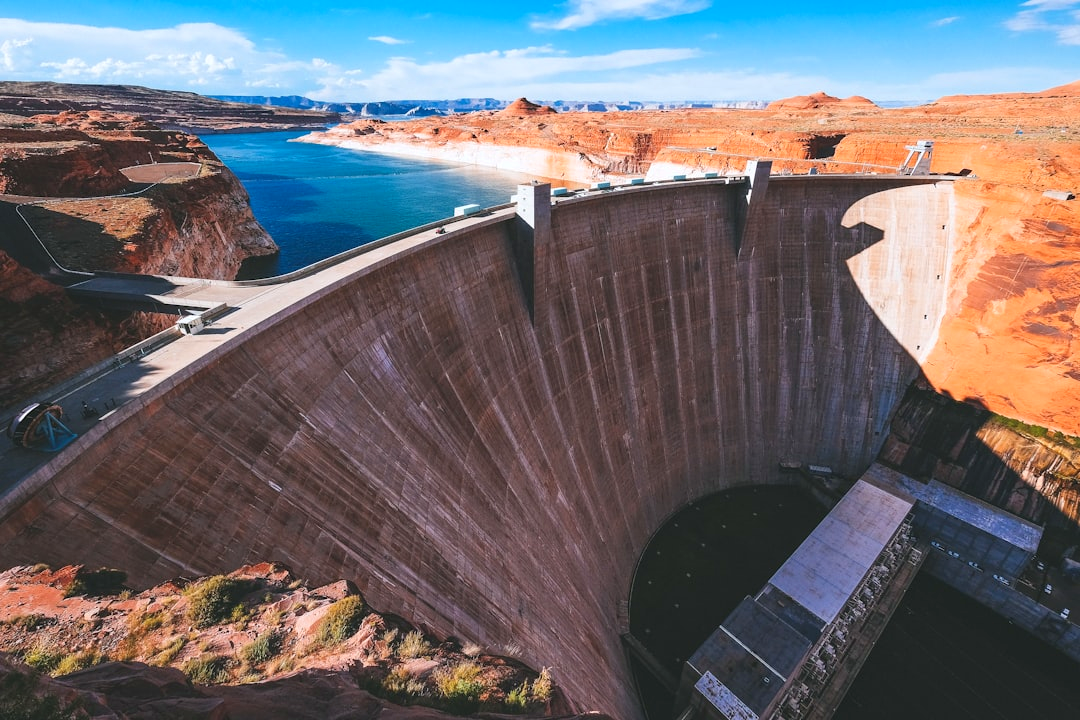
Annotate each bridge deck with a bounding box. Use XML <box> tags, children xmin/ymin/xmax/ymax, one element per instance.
<box><xmin>66</xmin><ymin>274</ymin><xmax>269</xmax><ymax>313</ymax></box>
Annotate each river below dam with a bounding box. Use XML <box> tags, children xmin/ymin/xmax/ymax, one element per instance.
<box><xmin>203</xmin><ymin>130</ymin><xmax>539</xmax><ymax>278</ymax></box>
<box><xmin>631</xmin><ymin>485</ymin><xmax>1080</xmax><ymax>720</ymax></box>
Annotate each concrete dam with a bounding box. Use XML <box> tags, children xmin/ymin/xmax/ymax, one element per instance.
<box><xmin>0</xmin><ymin>174</ymin><xmax>954</xmax><ymax>718</ymax></box>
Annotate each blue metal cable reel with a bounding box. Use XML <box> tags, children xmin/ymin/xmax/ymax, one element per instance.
<box><xmin>7</xmin><ymin>402</ymin><xmax>78</xmax><ymax>452</ymax></box>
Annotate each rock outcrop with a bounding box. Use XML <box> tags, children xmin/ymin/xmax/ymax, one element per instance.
<box><xmin>0</xmin><ymin>110</ymin><xmax>277</xmax><ymax>407</ymax></box>
<box><xmin>765</xmin><ymin>91</ymin><xmax>878</xmax><ymax>110</ymax></box>
<box><xmin>501</xmin><ymin>98</ymin><xmax>558</xmax><ymax>116</ymax></box>
<box><xmin>880</xmin><ymin>382</ymin><xmax>1080</xmax><ymax>530</ymax></box>
<box><xmin>0</xmin><ymin>562</ymin><xmax>577</xmax><ymax>720</ymax></box>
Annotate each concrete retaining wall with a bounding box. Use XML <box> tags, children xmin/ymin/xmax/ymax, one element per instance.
<box><xmin>0</xmin><ymin>176</ymin><xmax>952</xmax><ymax>718</ymax></box>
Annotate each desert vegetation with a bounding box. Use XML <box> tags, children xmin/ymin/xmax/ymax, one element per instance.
<box><xmin>0</xmin><ymin>562</ymin><xmax>559</xmax><ymax>716</ymax></box>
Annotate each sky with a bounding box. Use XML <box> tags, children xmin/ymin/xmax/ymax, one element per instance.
<box><xmin>0</xmin><ymin>1</ymin><xmax>1078</xmax><ymax>103</ymax></box>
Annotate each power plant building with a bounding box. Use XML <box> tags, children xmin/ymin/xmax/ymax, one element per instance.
<box><xmin>678</xmin><ymin>479</ymin><xmax>920</xmax><ymax>719</ymax></box>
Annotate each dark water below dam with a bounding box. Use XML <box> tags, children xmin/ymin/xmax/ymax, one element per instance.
<box><xmin>629</xmin><ymin>485</ymin><xmax>828</xmax><ymax>719</ymax></box>
<box><xmin>835</xmin><ymin>574</ymin><xmax>1080</xmax><ymax>719</ymax></box>
<box><xmin>630</xmin><ymin>485</ymin><xmax>1080</xmax><ymax>719</ymax></box>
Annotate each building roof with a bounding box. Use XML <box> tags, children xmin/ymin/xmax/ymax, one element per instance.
<box><xmin>861</xmin><ymin>463</ymin><xmax>1042</xmax><ymax>553</ymax></box>
<box><xmin>768</xmin><ymin>480</ymin><xmax>914</xmax><ymax>624</ymax></box>
<box><xmin>921</xmin><ymin>480</ymin><xmax>1042</xmax><ymax>553</ymax></box>
<box><xmin>687</xmin><ymin>600</ymin><xmax>795</xmax><ymax>717</ymax></box>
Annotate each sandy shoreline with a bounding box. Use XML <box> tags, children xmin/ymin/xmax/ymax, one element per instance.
<box><xmin>293</xmin><ymin>128</ymin><xmax>628</xmax><ymax>186</ymax></box>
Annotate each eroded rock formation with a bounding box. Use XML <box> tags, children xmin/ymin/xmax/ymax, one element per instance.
<box><xmin>880</xmin><ymin>382</ymin><xmax>1080</xmax><ymax>530</ymax></box>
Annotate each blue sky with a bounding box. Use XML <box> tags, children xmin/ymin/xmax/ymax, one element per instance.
<box><xmin>1</xmin><ymin>1</ymin><xmax>1078</xmax><ymax>102</ymax></box>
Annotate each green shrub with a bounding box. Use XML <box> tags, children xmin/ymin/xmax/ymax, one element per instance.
<box><xmin>4</xmin><ymin>614</ymin><xmax>53</xmax><ymax>632</ymax></box>
<box><xmin>113</xmin><ymin>610</ymin><xmax>170</xmax><ymax>661</ymax></box>
<box><xmin>129</xmin><ymin>610</ymin><xmax>167</xmax><ymax>635</ymax></box>
<box><xmin>397</xmin><ymin>630</ymin><xmax>431</xmax><ymax>659</ymax></box>
<box><xmin>268</xmin><ymin>654</ymin><xmax>295</xmax><ymax>675</ymax></box>
<box><xmin>63</xmin><ymin>568</ymin><xmax>127</xmax><ymax>598</ymax></box>
<box><xmin>240</xmin><ymin>630</ymin><xmax>283</xmax><ymax>666</ymax></box>
<box><xmin>22</xmin><ymin>645</ymin><xmax>63</xmax><ymax>674</ymax></box>
<box><xmin>432</xmin><ymin>661</ymin><xmax>487</xmax><ymax>713</ymax></box>
<box><xmin>382</xmin><ymin>665</ymin><xmax>412</xmax><ymax>695</ymax></box>
<box><xmin>0</xmin><ymin>671</ymin><xmax>83</xmax><ymax>720</ymax></box>
<box><xmin>184</xmin><ymin>576</ymin><xmax>255</xmax><ymax>629</ymax></box>
<box><xmin>313</xmin><ymin>595</ymin><xmax>366</xmax><ymax>647</ymax></box>
<box><xmin>506</xmin><ymin>681</ymin><xmax>530</xmax><ymax>711</ymax></box>
<box><xmin>54</xmin><ymin>649</ymin><xmax>107</xmax><ymax>676</ymax></box>
<box><xmin>989</xmin><ymin>414</ymin><xmax>1080</xmax><ymax>449</ymax></box>
<box><xmin>182</xmin><ymin>654</ymin><xmax>231</xmax><ymax>685</ymax></box>
<box><xmin>531</xmin><ymin>667</ymin><xmax>553</xmax><ymax>704</ymax></box>
<box><xmin>152</xmin><ymin>636</ymin><xmax>187</xmax><ymax>666</ymax></box>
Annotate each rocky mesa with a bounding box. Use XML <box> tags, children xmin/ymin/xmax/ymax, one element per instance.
<box><xmin>0</xmin><ymin>82</ymin><xmax>338</xmax><ymax>133</ymax></box>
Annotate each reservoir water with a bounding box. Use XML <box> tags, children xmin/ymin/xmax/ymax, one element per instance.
<box><xmin>203</xmin><ymin>130</ymin><xmax>540</xmax><ymax>278</ymax></box>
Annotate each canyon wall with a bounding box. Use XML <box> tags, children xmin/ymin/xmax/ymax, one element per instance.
<box><xmin>0</xmin><ymin>82</ymin><xmax>337</xmax><ymax>132</ymax></box>
<box><xmin>881</xmin><ymin>384</ymin><xmax>1080</xmax><ymax>530</ymax></box>
<box><xmin>0</xmin><ymin>177</ymin><xmax>951</xmax><ymax>718</ymax></box>
<box><xmin>0</xmin><ymin>112</ymin><xmax>277</xmax><ymax>407</ymax></box>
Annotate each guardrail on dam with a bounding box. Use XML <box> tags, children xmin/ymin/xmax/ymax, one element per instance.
<box><xmin>0</xmin><ymin>174</ymin><xmax>953</xmax><ymax>719</ymax></box>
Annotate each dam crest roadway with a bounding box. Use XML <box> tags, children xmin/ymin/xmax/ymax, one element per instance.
<box><xmin>1</xmin><ymin>168</ymin><xmax>956</xmax><ymax>719</ymax></box>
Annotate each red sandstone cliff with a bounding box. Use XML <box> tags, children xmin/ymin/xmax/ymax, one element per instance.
<box><xmin>765</xmin><ymin>91</ymin><xmax>878</xmax><ymax>110</ymax></box>
<box><xmin>501</xmin><ymin>98</ymin><xmax>558</xmax><ymax>116</ymax></box>
<box><xmin>0</xmin><ymin>111</ymin><xmax>277</xmax><ymax>407</ymax></box>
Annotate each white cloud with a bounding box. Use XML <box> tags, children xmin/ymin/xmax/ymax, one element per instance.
<box><xmin>0</xmin><ymin>18</ymin><xmax>377</xmax><ymax>96</ymax></box>
<box><xmin>1</xmin><ymin>36</ymin><xmax>32</xmax><ymax>71</ymax></box>
<box><xmin>302</xmin><ymin>47</ymin><xmax>1064</xmax><ymax>103</ymax></box>
<box><xmin>306</xmin><ymin>45</ymin><xmax>702</xmax><ymax>100</ymax></box>
<box><xmin>369</xmin><ymin>35</ymin><xmax>409</xmax><ymax>45</ymax></box>
<box><xmin>931</xmin><ymin>16</ymin><xmax>960</xmax><ymax>27</ymax></box>
<box><xmin>1005</xmin><ymin>0</ymin><xmax>1080</xmax><ymax>43</ymax></box>
<box><xmin>0</xmin><ymin>18</ymin><xmax>286</xmax><ymax>88</ymax></box>
<box><xmin>506</xmin><ymin>68</ymin><xmax>834</xmax><ymax>103</ymax></box>
<box><xmin>533</xmin><ymin>0</ymin><xmax>711</xmax><ymax>31</ymax></box>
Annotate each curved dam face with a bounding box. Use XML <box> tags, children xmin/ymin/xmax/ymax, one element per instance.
<box><xmin>0</xmin><ymin>176</ymin><xmax>952</xmax><ymax>718</ymax></box>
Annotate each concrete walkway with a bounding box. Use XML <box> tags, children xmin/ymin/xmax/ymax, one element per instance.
<box><xmin>66</xmin><ymin>274</ymin><xmax>270</xmax><ymax>313</ymax></box>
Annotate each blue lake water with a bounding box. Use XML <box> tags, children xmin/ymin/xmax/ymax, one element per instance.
<box><xmin>203</xmin><ymin>130</ymin><xmax>540</xmax><ymax>278</ymax></box>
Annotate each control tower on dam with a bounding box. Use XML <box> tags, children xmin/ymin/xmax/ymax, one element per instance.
<box><xmin>0</xmin><ymin>174</ymin><xmax>953</xmax><ymax>718</ymax></box>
